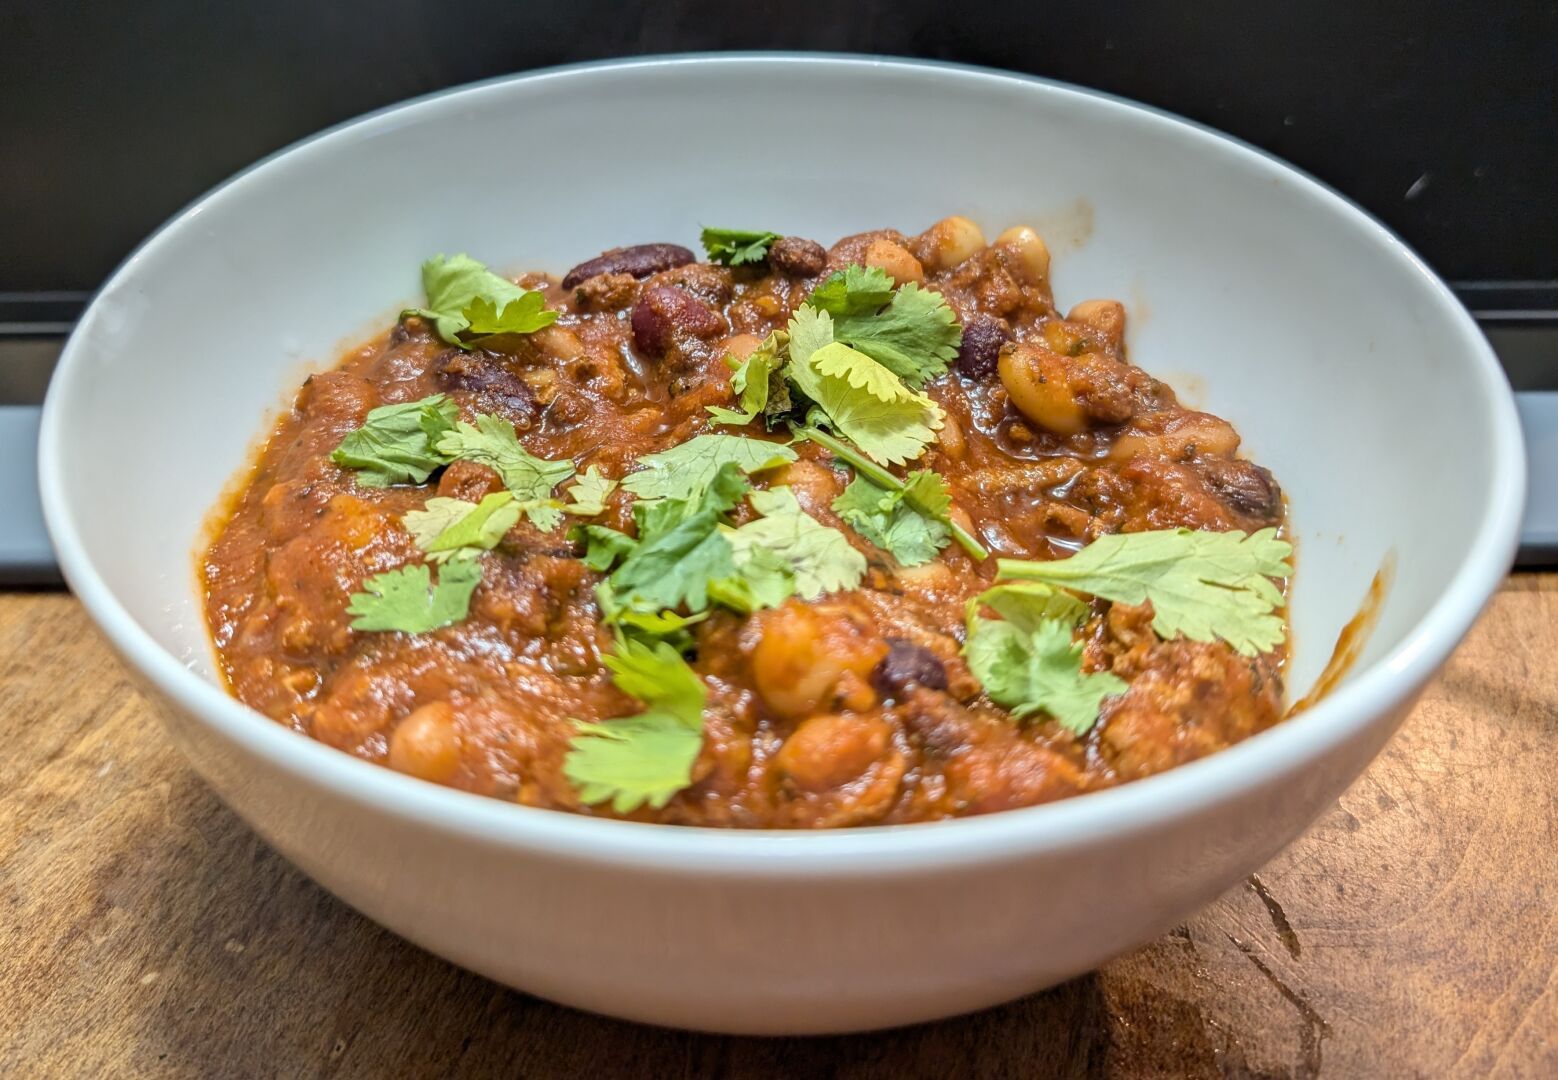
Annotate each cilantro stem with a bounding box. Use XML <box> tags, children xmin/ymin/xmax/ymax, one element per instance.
<box><xmin>793</xmin><ymin>425</ymin><xmax>989</xmax><ymax>561</ymax></box>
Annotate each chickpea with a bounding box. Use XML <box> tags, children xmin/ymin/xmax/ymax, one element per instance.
<box><xmin>774</xmin><ymin>713</ymin><xmax>892</xmax><ymax>792</ymax></box>
<box><xmin>995</xmin><ymin>225</ymin><xmax>1051</xmax><ymax>284</ymax></box>
<box><xmin>998</xmin><ymin>342</ymin><xmax>1089</xmax><ymax>436</ymax></box>
<box><xmin>1067</xmin><ymin>299</ymin><xmax>1127</xmax><ymax>350</ymax></box>
<box><xmin>863</xmin><ymin>238</ymin><xmax>926</xmax><ymax>286</ymax></box>
<box><xmin>916</xmin><ymin>215</ymin><xmax>987</xmax><ymax>272</ymax></box>
<box><xmin>718</xmin><ymin>332</ymin><xmax>765</xmax><ymax>361</ymax></box>
<box><xmin>749</xmin><ymin>602</ymin><xmax>888</xmax><ymax>720</ymax></box>
<box><xmin>937</xmin><ymin>411</ymin><xmax>967</xmax><ymax>460</ymax></box>
<box><xmin>388</xmin><ymin>701</ymin><xmax>461</xmax><ymax>783</ymax></box>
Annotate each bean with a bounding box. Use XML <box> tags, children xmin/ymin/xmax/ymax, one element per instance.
<box><xmin>435</xmin><ymin>350</ymin><xmax>537</xmax><ymax>425</ymax></box>
<box><xmin>956</xmin><ymin>314</ymin><xmax>1013</xmax><ymax>379</ymax></box>
<box><xmin>863</xmin><ymin>238</ymin><xmax>925</xmax><ymax>285</ymax></box>
<box><xmin>1067</xmin><ymin>299</ymin><xmax>1127</xmax><ymax>350</ymax></box>
<box><xmin>631</xmin><ymin>286</ymin><xmax>724</xmax><ymax>359</ymax></box>
<box><xmin>750</xmin><ymin>602</ymin><xmax>886</xmax><ymax>720</ymax></box>
<box><xmin>769</xmin><ymin>236</ymin><xmax>827</xmax><ymax>277</ymax></box>
<box><xmin>995</xmin><ymin>225</ymin><xmax>1051</xmax><ymax>284</ymax></box>
<box><xmin>388</xmin><ymin>702</ymin><xmax>461</xmax><ymax>783</ymax></box>
<box><xmin>561</xmin><ymin>243</ymin><xmax>695</xmax><ymax>289</ymax></box>
<box><xmin>871</xmin><ymin>638</ymin><xmax>949</xmax><ymax>701</ymax></box>
<box><xmin>916</xmin><ymin>215</ymin><xmax>987</xmax><ymax>272</ymax></box>
<box><xmin>774</xmin><ymin>713</ymin><xmax>891</xmax><ymax>792</ymax></box>
<box><xmin>1199</xmin><ymin>458</ymin><xmax>1283</xmax><ymax>522</ymax></box>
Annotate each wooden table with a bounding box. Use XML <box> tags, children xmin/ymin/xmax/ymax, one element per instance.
<box><xmin>1</xmin><ymin>579</ymin><xmax>1553</xmax><ymax>1079</ymax></box>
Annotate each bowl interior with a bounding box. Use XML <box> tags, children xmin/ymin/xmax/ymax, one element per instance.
<box><xmin>45</xmin><ymin>58</ymin><xmax>1515</xmax><ymax>725</ymax></box>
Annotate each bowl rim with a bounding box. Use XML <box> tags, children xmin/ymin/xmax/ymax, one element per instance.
<box><xmin>38</xmin><ymin>53</ymin><xmax>1526</xmax><ymax>874</ymax></box>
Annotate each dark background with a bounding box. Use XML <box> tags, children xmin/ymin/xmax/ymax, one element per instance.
<box><xmin>1</xmin><ymin>0</ymin><xmax>1554</xmax><ymax>303</ymax></box>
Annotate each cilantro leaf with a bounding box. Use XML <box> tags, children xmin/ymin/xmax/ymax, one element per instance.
<box><xmin>830</xmin><ymin>283</ymin><xmax>961</xmax><ymax>387</ymax></box>
<box><xmin>404</xmin><ymin>493</ymin><xmax>520</xmax><ymax>563</ymax></box>
<box><xmin>405</xmin><ymin>253</ymin><xmax>556</xmax><ymax>345</ymax></box>
<box><xmin>434</xmin><ymin>414</ymin><xmax>575</xmax><ymax>529</ymax></box>
<box><xmin>785</xmin><ymin>313</ymin><xmax>944</xmax><ymax>466</ymax></box>
<box><xmin>794</xmin><ymin>425</ymin><xmax>987</xmax><ymax>561</ymax></box>
<box><xmin>964</xmin><ymin>616</ymin><xmax>1127</xmax><ymax>734</ymax></box>
<box><xmin>330</xmin><ymin>394</ymin><xmax>459</xmax><ymax>487</ymax></box>
<box><xmin>997</xmin><ymin>528</ymin><xmax>1293</xmax><ymax>656</ymax></box>
<box><xmin>605</xmin><ymin>463</ymin><xmax>750</xmax><ymax>617</ymax></box>
<box><xmin>831</xmin><ymin>473</ymin><xmax>951</xmax><ymax>566</ymax></box>
<box><xmin>564</xmin><ymin>637</ymin><xmax>707</xmax><ymax>813</ymax></box>
<box><xmin>620</xmin><ymin>433</ymin><xmax>796</xmax><ymax>502</ymax></box>
<box><xmin>563</xmin><ymin>466</ymin><xmax>618</xmax><ymax>517</ymax></box>
<box><xmin>726</xmin><ymin>487</ymin><xmax>866</xmax><ymax>599</ymax></box>
<box><xmin>700</xmin><ymin>227</ymin><xmax>780</xmax><ymax>266</ymax></box>
<box><xmin>461</xmin><ymin>293</ymin><xmax>559</xmax><ymax>337</ymax></box>
<box><xmin>707</xmin><ymin>334</ymin><xmax>784</xmax><ymax>426</ymax></box>
<box><xmin>806</xmin><ymin>265</ymin><xmax>896</xmax><ymax>315</ymax></box>
<box><xmin>966</xmin><ymin>581</ymin><xmax>1089</xmax><ymax>635</ymax></box>
<box><xmin>707</xmin><ymin>546</ymin><xmax>797</xmax><ymax>614</ymax></box>
<box><xmin>346</xmin><ymin>560</ymin><xmax>482</xmax><ymax>634</ymax></box>
<box><xmin>577</xmin><ymin>524</ymin><xmax>638</xmax><ymax>571</ymax></box>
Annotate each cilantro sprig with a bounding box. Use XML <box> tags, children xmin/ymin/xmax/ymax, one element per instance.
<box><xmin>403</xmin><ymin>492</ymin><xmax>521</xmax><ymax>563</ymax></box>
<box><xmin>620</xmin><ymin>434</ymin><xmax>796</xmax><ymax>503</ymax></box>
<box><xmin>726</xmin><ymin>487</ymin><xmax>867</xmax><ymax>599</ymax></box>
<box><xmin>405</xmin><ymin>254</ymin><xmax>558</xmax><ymax>346</ymax></box>
<box><xmin>997</xmin><ymin>528</ymin><xmax>1293</xmax><ymax>656</ymax></box>
<box><xmin>796</xmin><ymin>424</ymin><xmax>987</xmax><ymax>561</ymax></box>
<box><xmin>347</xmin><ymin>561</ymin><xmax>482</xmax><ymax>634</ymax></box>
<box><xmin>330</xmin><ymin>395</ymin><xmax>459</xmax><ymax>487</ymax></box>
<box><xmin>807</xmin><ymin>265</ymin><xmax>961</xmax><ymax>387</ymax></box>
<box><xmin>564</xmin><ymin>636</ymin><xmax>708</xmax><ymax>813</ymax></box>
<box><xmin>435</xmin><ymin>415</ymin><xmax>575</xmax><ymax>529</ymax></box>
<box><xmin>832</xmin><ymin>473</ymin><xmax>951</xmax><ymax>566</ymax></box>
<box><xmin>963</xmin><ymin>582</ymin><xmax>1127</xmax><ymax>735</ymax></box>
<box><xmin>786</xmin><ymin>307</ymin><xmax>944</xmax><ymax>467</ymax></box>
<box><xmin>700</xmin><ymin>227</ymin><xmax>780</xmax><ymax>267</ymax></box>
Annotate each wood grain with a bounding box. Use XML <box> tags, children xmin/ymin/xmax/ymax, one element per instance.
<box><xmin>1</xmin><ymin>580</ymin><xmax>1553</xmax><ymax>1079</ymax></box>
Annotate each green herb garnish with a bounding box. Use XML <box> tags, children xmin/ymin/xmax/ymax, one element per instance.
<box><xmin>435</xmin><ymin>415</ymin><xmax>575</xmax><ymax>529</ymax></box>
<box><xmin>725</xmin><ymin>487</ymin><xmax>866</xmax><ymax>599</ymax></box>
<box><xmin>346</xmin><ymin>561</ymin><xmax>482</xmax><ymax>634</ymax></box>
<box><xmin>619</xmin><ymin>433</ymin><xmax>796</xmax><ymax>502</ymax></box>
<box><xmin>700</xmin><ymin>227</ymin><xmax>780</xmax><ymax>266</ymax></box>
<box><xmin>564</xmin><ymin>636</ymin><xmax>708</xmax><ymax>813</ymax></box>
<box><xmin>997</xmin><ymin>528</ymin><xmax>1292</xmax><ymax>656</ymax></box>
<box><xmin>403</xmin><ymin>492</ymin><xmax>521</xmax><ymax>563</ymax></box>
<box><xmin>796</xmin><ymin>424</ymin><xmax>986</xmax><ymax>561</ymax></box>
<box><xmin>330</xmin><ymin>394</ymin><xmax>459</xmax><ymax>487</ymax></box>
<box><xmin>562</xmin><ymin>466</ymin><xmax>618</xmax><ymax>517</ymax></box>
<box><xmin>405</xmin><ymin>254</ymin><xmax>558</xmax><ymax>345</ymax></box>
<box><xmin>785</xmin><ymin>307</ymin><xmax>943</xmax><ymax>467</ymax></box>
<box><xmin>963</xmin><ymin>582</ymin><xmax>1127</xmax><ymax>735</ymax></box>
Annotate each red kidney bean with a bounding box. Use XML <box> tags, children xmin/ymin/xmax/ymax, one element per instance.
<box><xmin>561</xmin><ymin>243</ymin><xmax>695</xmax><ymax>289</ymax></box>
<box><xmin>631</xmin><ymin>286</ymin><xmax>724</xmax><ymax>359</ymax></box>
<box><xmin>769</xmin><ymin>236</ymin><xmax>827</xmax><ymax>277</ymax></box>
<box><xmin>435</xmin><ymin>350</ymin><xmax>537</xmax><ymax>426</ymax></box>
<box><xmin>956</xmin><ymin>314</ymin><xmax>1013</xmax><ymax>379</ymax></box>
<box><xmin>871</xmin><ymin>638</ymin><xmax>949</xmax><ymax>701</ymax></box>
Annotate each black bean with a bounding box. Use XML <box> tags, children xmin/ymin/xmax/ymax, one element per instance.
<box><xmin>956</xmin><ymin>315</ymin><xmax>1013</xmax><ymax>379</ymax></box>
<box><xmin>561</xmin><ymin>243</ymin><xmax>696</xmax><ymax>289</ymax></box>
<box><xmin>1199</xmin><ymin>458</ymin><xmax>1284</xmax><ymax>523</ymax></box>
<box><xmin>631</xmin><ymin>286</ymin><xmax>724</xmax><ymax>359</ymax></box>
<box><xmin>872</xmin><ymin>638</ymin><xmax>949</xmax><ymax>701</ymax></box>
<box><xmin>769</xmin><ymin>236</ymin><xmax>827</xmax><ymax>277</ymax></box>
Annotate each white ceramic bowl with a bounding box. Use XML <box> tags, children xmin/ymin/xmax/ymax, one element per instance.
<box><xmin>39</xmin><ymin>56</ymin><xmax>1524</xmax><ymax>1034</ymax></box>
